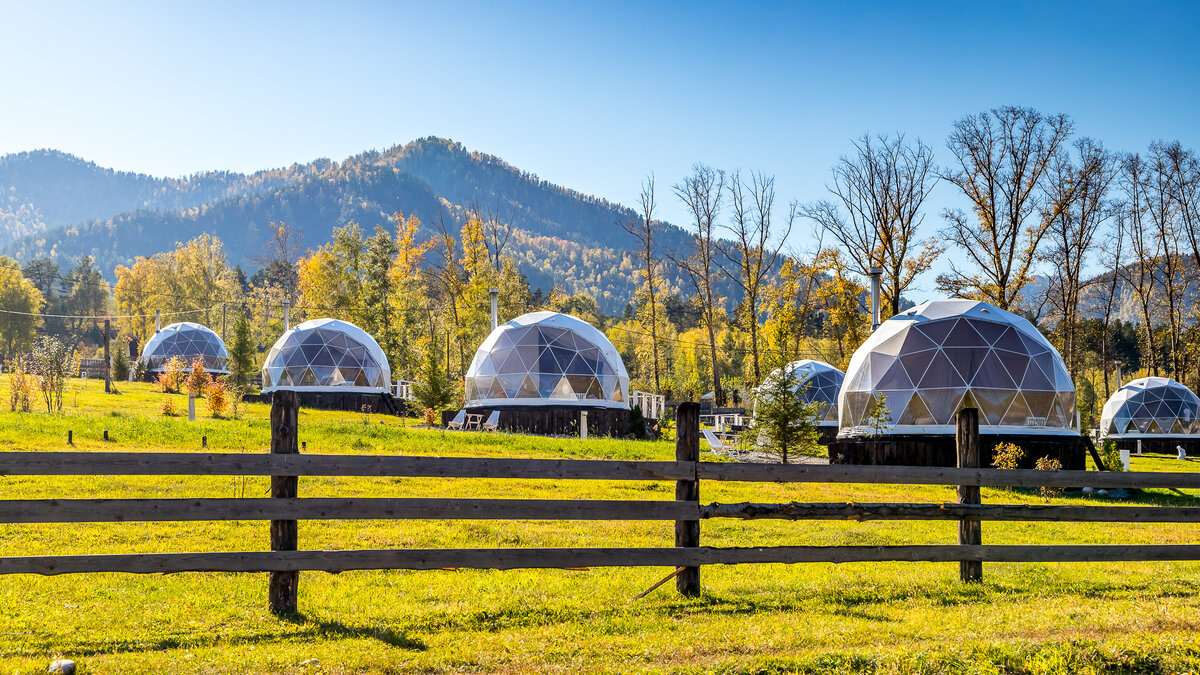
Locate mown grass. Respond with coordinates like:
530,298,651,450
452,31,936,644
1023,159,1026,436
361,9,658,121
2,378,1200,673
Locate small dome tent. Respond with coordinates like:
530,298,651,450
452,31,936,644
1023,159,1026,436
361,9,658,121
831,299,1084,468
461,311,631,435
465,311,630,408
261,318,390,393
755,359,844,442
1101,377,1200,453
141,322,229,374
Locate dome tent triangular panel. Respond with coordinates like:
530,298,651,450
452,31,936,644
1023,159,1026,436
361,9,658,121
260,318,391,393
464,311,630,409
838,299,1077,437
140,322,230,374
1101,377,1200,439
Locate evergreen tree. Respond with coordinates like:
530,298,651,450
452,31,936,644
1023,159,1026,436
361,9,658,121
750,364,822,464
228,310,256,387
411,346,454,413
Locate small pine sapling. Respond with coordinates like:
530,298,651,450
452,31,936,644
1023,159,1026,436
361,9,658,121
750,364,823,464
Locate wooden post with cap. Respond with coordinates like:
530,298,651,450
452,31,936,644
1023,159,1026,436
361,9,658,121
956,406,982,582
675,401,700,595
269,390,300,613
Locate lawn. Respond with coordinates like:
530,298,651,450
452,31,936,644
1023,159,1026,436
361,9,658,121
2,379,1200,673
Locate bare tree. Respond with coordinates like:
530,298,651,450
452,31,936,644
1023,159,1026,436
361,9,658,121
1095,203,1125,401
802,133,940,315
1118,153,1161,375
469,196,515,274
253,221,303,302
1161,142,1200,271
1042,138,1116,382
1147,142,1187,380
938,106,1073,310
719,171,794,382
671,164,727,404
619,175,664,392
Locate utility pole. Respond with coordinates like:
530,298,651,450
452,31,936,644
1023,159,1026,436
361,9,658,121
103,318,111,394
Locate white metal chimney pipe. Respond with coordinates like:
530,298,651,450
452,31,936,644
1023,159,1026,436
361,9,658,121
869,267,883,331
489,288,499,331
283,299,291,331
155,308,160,333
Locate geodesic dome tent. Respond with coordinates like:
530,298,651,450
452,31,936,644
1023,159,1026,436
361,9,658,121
838,299,1077,437
141,322,229,373
1101,377,1200,438
755,360,844,428
260,318,390,393
464,311,630,408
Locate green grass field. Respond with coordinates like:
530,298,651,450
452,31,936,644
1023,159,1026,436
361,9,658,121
2,379,1200,673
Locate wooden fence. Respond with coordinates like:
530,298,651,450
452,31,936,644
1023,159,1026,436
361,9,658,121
3,397,1200,614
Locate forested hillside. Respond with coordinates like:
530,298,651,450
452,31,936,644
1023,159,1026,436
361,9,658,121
0,139,704,312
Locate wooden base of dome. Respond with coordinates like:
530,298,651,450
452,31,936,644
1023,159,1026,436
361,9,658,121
829,433,1087,470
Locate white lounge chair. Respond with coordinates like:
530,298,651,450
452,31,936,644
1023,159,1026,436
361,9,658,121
483,410,500,432
447,409,466,430
702,429,728,453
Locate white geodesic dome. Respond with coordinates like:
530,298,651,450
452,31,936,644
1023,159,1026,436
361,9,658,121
464,311,630,408
838,299,1077,437
1101,377,1200,438
755,360,844,427
260,318,391,393
141,322,229,373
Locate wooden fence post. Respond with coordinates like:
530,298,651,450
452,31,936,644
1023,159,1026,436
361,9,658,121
956,406,982,582
675,402,700,596
103,318,111,394
269,390,299,614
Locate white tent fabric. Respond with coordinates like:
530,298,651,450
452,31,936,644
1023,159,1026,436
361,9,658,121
838,299,1077,437
464,311,630,409
1101,377,1200,438
260,318,391,393
141,322,229,373
755,359,844,427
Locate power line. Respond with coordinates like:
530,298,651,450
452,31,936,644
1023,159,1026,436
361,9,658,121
0,307,214,320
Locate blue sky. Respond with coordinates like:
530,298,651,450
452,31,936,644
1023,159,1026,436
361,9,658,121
1,1,1197,296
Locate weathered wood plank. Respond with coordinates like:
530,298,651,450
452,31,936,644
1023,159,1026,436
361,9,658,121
700,501,1200,522
956,408,982,582
6,545,1200,575
0,453,693,481
269,390,299,614
695,462,1200,489
675,402,700,596
0,498,697,523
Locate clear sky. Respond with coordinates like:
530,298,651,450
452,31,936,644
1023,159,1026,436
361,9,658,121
1,1,1197,296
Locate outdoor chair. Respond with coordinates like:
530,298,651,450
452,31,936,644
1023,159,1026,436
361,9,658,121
447,409,466,430
483,410,500,432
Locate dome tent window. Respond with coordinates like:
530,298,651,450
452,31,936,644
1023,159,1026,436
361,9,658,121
839,299,1077,437
1101,377,1200,438
464,311,630,408
261,318,390,393
141,322,229,374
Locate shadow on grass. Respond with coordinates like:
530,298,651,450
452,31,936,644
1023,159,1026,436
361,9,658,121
5,613,426,658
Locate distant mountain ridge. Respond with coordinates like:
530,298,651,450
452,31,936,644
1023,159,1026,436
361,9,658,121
0,138,703,312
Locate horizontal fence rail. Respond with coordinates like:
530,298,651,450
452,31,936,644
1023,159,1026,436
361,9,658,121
7,545,1200,576
0,452,692,481
702,502,1200,522
6,452,1200,489
0,498,696,523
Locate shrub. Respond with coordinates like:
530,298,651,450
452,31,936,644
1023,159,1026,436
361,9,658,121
157,357,186,393
161,397,178,417
227,385,245,420
1034,456,1064,501
227,310,257,388
32,336,75,413
8,358,34,413
422,407,438,428
412,347,453,414
629,404,647,439
206,379,229,418
991,442,1025,471
1100,439,1126,472
186,357,210,396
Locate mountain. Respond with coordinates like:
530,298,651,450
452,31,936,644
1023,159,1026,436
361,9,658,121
0,138,705,312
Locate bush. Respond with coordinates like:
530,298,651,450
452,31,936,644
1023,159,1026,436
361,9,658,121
991,442,1025,471
32,336,75,413
227,385,245,420
157,357,186,393
186,357,210,396
423,407,438,428
227,311,256,388
8,358,34,413
629,404,647,439
1035,456,1064,501
160,397,178,417
206,380,228,418
1100,439,1126,472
